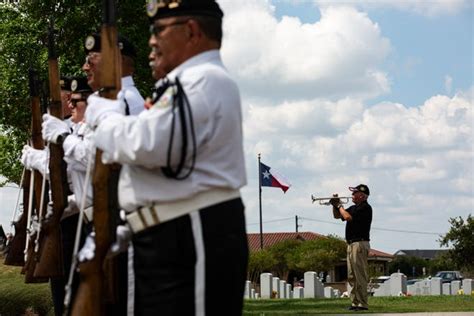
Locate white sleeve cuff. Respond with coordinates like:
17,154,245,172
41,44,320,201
62,134,81,156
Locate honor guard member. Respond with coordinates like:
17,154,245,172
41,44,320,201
83,33,145,115
85,0,249,315
59,76,74,124
331,184,373,311
83,32,146,316
40,77,93,316
20,75,77,180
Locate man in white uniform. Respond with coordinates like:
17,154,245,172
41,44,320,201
85,0,249,315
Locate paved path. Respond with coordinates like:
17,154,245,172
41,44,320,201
335,313,474,316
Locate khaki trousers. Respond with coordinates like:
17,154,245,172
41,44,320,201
347,241,370,308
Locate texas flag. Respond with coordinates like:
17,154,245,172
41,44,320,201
259,162,291,193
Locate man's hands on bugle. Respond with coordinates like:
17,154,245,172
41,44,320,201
329,196,344,221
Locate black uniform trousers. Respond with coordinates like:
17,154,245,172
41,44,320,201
133,197,249,316
50,213,81,316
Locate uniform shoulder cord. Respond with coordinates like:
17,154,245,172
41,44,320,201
161,77,196,180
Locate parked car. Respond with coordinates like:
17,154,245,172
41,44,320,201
434,271,463,283
406,278,423,285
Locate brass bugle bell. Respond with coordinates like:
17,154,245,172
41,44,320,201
311,194,351,205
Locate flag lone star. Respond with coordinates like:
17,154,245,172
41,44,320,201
262,170,270,179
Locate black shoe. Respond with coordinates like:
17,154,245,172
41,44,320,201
347,306,358,311
357,306,369,311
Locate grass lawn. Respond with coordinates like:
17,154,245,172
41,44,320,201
2,256,474,315
0,257,53,316
243,295,474,315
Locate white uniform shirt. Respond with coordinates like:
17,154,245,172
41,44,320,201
63,122,95,208
62,82,145,209
93,50,247,211
118,76,145,116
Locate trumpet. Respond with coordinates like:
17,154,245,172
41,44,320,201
311,194,351,205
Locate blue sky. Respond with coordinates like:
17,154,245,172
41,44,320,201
217,0,473,254
0,0,472,255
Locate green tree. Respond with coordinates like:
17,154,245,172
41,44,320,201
428,252,456,275
439,214,474,274
388,255,429,278
247,249,276,284
267,239,303,281
292,235,346,275
0,1,153,184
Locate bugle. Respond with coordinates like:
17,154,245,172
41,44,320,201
311,194,351,205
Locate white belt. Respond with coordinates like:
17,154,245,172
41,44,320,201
126,188,240,234
83,206,93,223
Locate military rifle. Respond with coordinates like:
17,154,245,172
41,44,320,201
18,68,50,283
4,170,30,266
33,23,68,279
71,1,122,314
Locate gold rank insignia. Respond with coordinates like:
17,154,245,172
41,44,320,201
146,0,182,17
151,86,175,109
85,35,95,50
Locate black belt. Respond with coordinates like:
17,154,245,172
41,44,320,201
347,238,369,244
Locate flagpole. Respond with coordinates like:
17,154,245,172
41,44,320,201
258,153,263,250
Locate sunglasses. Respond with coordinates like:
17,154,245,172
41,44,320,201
70,98,87,108
149,20,188,37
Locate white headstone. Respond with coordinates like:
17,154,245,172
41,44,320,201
334,289,340,298
390,273,407,296
251,288,256,299
244,280,252,299
451,280,461,294
279,280,287,299
293,286,304,298
273,277,281,298
286,284,292,299
260,273,273,299
374,282,389,297
462,279,474,295
414,281,422,296
255,293,260,299
304,271,318,298
442,283,451,295
421,280,431,296
316,278,324,297
324,286,334,298
407,285,415,296
430,277,442,295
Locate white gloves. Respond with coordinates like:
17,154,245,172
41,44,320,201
108,224,132,257
20,145,49,177
63,195,79,218
42,114,70,144
78,231,96,262
85,94,125,128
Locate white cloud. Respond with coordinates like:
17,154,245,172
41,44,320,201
220,2,391,100
311,0,470,17
241,87,473,251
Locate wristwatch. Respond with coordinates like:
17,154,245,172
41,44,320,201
56,132,70,145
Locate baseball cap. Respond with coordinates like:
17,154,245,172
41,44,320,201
349,184,370,196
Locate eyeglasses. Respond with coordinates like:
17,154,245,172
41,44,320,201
149,20,188,37
85,52,101,66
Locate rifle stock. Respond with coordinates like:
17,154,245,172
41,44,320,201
72,1,122,314
4,171,30,266
33,26,67,279
22,69,50,283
